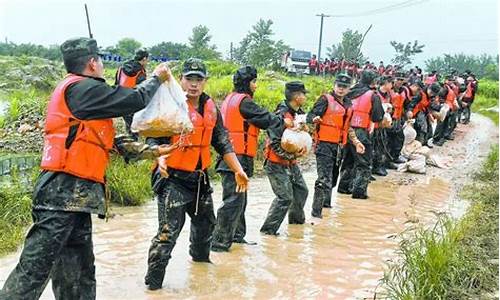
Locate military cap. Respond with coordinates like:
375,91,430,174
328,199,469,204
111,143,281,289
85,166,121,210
285,81,308,93
335,73,352,87
60,37,102,61
182,58,207,78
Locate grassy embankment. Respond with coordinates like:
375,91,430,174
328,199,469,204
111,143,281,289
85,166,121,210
380,81,499,299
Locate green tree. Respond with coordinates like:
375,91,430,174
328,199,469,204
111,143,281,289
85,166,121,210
327,29,367,63
115,38,142,59
390,40,424,67
424,53,498,79
149,42,189,60
187,25,221,60
233,19,290,68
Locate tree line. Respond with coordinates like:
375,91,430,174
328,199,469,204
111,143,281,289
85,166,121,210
0,19,497,79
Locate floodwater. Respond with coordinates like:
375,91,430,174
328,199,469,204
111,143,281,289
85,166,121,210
0,168,452,300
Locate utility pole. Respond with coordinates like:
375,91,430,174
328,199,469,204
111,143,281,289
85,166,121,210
84,4,93,38
315,13,331,63
230,42,233,61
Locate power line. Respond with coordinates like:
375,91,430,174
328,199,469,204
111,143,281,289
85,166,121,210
330,0,430,18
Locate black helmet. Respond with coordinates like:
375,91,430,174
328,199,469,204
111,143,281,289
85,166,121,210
233,66,257,85
233,66,257,95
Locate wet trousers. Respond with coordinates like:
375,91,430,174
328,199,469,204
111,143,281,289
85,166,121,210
386,119,405,161
260,161,308,235
372,128,389,171
311,142,341,217
212,172,247,251
145,181,215,289
0,210,95,300
338,128,373,197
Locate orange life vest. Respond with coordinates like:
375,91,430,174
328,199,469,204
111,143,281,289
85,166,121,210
166,98,217,172
390,90,404,120
412,91,430,115
464,82,474,99
264,111,296,166
117,67,145,88
220,92,260,157
350,90,374,129
315,94,352,145
445,85,457,111
41,74,115,184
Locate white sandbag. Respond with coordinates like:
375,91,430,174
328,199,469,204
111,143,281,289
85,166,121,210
406,155,426,174
280,114,312,154
438,103,450,122
403,122,417,145
131,78,193,137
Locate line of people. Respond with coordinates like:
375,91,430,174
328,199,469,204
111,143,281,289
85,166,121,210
0,37,477,299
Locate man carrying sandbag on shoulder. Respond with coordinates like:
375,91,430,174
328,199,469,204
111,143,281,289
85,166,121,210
144,58,249,291
211,66,281,252
260,81,310,236
0,37,173,300
307,73,365,218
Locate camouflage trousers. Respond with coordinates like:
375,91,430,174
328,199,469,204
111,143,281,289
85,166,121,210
338,128,373,197
212,172,247,251
386,119,405,161
311,142,341,218
372,128,388,171
145,181,216,289
0,210,95,300
260,161,308,235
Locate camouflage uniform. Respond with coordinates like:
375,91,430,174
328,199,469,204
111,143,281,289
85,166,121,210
260,94,309,235
144,88,235,290
0,37,162,300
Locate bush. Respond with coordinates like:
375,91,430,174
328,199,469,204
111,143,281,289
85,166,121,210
106,155,154,206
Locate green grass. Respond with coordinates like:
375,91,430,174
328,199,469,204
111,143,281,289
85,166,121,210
474,80,499,124
381,145,499,299
0,168,39,256
106,155,154,206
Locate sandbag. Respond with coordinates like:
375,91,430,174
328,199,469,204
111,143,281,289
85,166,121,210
131,77,193,137
280,114,312,154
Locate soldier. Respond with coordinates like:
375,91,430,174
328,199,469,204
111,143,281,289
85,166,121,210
0,37,172,300
144,58,249,290
115,49,149,141
211,66,279,252
372,75,394,176
260,81,309,235
387,72,407,165
307,74,364,218
337,70,384,199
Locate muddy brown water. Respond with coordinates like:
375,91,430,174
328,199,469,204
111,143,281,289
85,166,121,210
0,114,495,299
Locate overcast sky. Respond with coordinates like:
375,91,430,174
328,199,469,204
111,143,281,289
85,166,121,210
0,0,498,66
